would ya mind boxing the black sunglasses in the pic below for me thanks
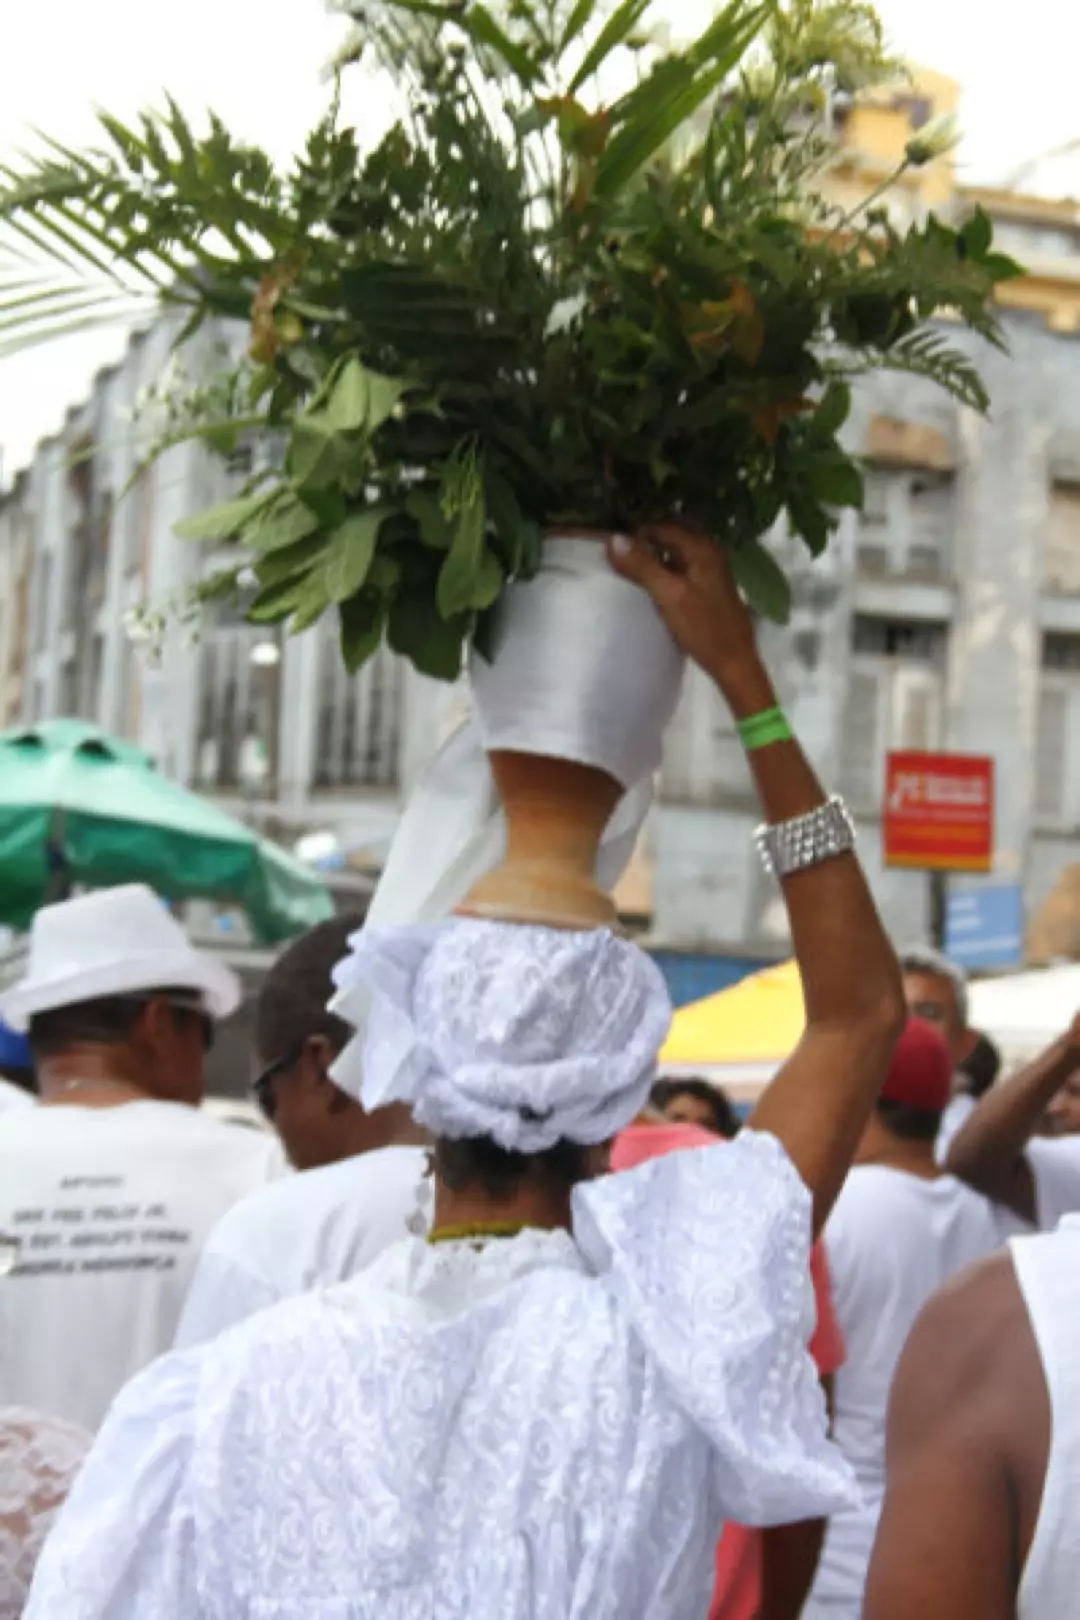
[250,1043,305,1122]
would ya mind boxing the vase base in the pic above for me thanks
[456,863,619,932]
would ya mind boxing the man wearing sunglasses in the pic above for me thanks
[0,885,285,1432]
[174,914,428,1349]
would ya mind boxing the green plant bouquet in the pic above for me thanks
[0,0,1021,680]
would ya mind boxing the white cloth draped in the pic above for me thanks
[26,1132,856,1620]
[332,920,672,1151]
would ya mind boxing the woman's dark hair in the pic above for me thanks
[435,1135,593,1201]
[876,1097,942,1143]
[652,1077,741,1139]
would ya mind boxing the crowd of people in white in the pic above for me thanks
[0,530,1077,1620]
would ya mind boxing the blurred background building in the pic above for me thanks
[2,67,1080,997]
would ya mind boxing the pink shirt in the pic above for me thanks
[610,1122,846,1620]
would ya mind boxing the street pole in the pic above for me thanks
[929,869,948,950]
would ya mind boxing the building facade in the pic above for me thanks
[3,76,1080,965]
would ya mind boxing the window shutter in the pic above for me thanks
[840,667,883,808]
[1046,488,1080,593]
[892,668,942,752]
[1035,685,1069,822]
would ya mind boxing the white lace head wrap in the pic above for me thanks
[330,919,672,1152]
[0,1407,91,1619]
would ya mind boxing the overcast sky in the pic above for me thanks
[2,0,1079,481]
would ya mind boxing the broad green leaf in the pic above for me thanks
[254,532,327,588]
[809,455,864,510]
[247,571,319,623]
[288,411,364,492]
[248,492,322,552]
[290,572,333,633]
[339,594,387,673]
[173,488,276,542]
[388,591,468,682]
[961,206,992,261]
[730,539,792,624]
[812,382,852,441]
[472,601,504,664]
[437,471,504,617]
[325,356,369,433]
[484,467,538,574]
[568,0,651,92]
[406,489,454,550]
[323,507,388,604]
[364,368,406,431]
[787,492,831,557]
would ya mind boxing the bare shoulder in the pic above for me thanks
[890,1248,1049,1549]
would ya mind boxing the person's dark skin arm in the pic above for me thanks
[611,527,905,1234]
[758,1372,833,1620]
[863,1254,1049,1620]
[946,1015,1080,1224]
[760,1521,826,1620]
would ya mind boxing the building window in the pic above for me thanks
[1046,485,1080,595]
[856,467,954,581]
[840,617,948,812]
[311,621,403,790]
[1036,633,1080,829]
[194,615,268,792]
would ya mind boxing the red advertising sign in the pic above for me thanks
[883,752,994,873]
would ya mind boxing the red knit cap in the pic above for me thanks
[880,1017,953,1113]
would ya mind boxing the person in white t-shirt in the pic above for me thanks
[804,1018,1011,1620]
[898,946,981,1160]
[175,915,428,1348]
[947,1014,1080,1230]
[0,886,285,1431]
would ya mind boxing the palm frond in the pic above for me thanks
[870,329,991,414]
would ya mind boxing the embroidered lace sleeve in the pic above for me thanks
[23,1357,204,1620]
[573,1129,857,1526]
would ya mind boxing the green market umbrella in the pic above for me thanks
[0,719,334,943]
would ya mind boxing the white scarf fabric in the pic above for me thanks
[331,918,672,1151]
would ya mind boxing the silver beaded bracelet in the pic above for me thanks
[754,795,856,880]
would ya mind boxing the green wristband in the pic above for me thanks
[737,706,793,751]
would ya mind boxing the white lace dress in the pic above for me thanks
[26,1133,856,1620]
[0,1409,91,1620]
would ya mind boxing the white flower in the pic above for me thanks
[544,293,588,338]
[905,113,960,168]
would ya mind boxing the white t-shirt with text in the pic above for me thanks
[175,1144,429,1348]
[0,1100,285,1431]
[805,1166,1013,1618]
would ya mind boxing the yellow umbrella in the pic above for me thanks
[660,960,805,1102]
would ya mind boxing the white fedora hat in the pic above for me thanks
[1,884,242,1033]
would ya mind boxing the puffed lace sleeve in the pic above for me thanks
[574,1129,856,1526]
[23,1353,204,1620]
